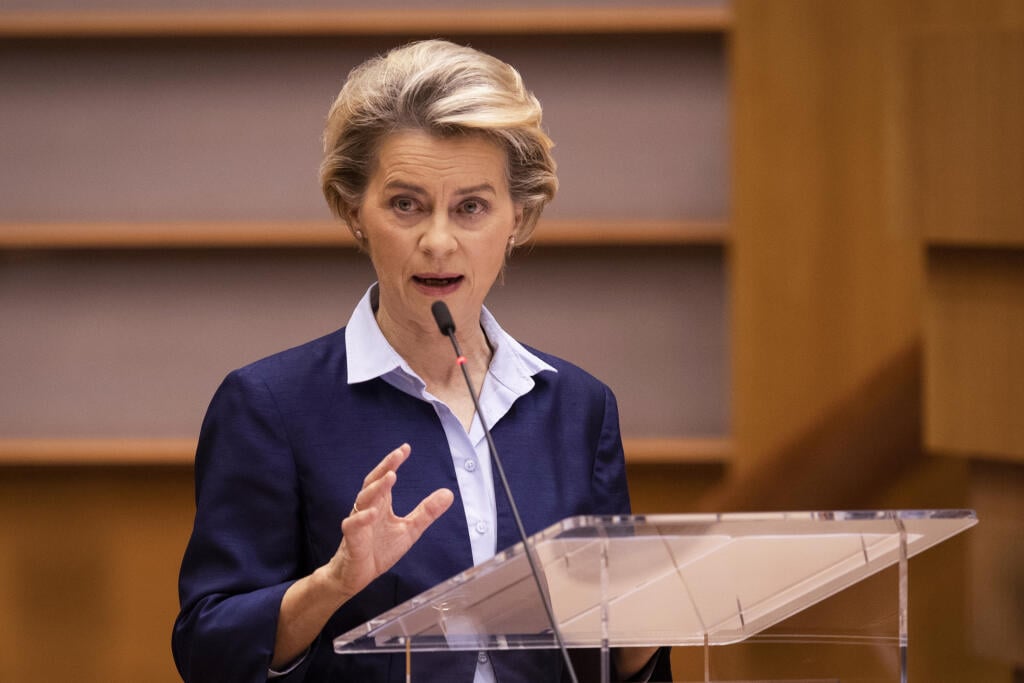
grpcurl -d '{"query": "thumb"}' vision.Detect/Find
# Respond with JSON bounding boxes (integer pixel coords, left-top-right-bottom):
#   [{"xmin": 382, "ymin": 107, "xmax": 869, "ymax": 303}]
[{"xmin": 406, "ymin": 488, "xmax": 455, "ymax": 536}]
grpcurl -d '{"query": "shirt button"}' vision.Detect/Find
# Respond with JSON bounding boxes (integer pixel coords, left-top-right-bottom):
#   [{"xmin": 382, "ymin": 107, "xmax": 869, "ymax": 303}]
[
  {"xmin": 475, "ymin": 520, "xmax": 488, "ymax": 534},
  {"xmin": 464, "ymin": 460, "xmax": 477, "ymax": 472},
  {"xmin": 478, "ymin": 652, "xmax": 489, "ymax": 664}
]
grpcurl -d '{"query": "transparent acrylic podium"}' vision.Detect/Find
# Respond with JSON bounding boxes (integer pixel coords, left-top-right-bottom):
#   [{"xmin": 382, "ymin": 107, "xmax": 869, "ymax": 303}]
[{"xmin": 334, "ymin": 510, "xmax": 976, "ymax": 682}]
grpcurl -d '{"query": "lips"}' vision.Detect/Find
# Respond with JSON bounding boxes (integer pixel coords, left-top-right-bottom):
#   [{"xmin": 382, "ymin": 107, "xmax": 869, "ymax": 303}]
[
  {"xmin": 413, "ymin": 275, "xmax": 463, "ymax": 287},
  {"xmin": 411, "ymin": 274, "xmax": 464, "ymax": 295}
]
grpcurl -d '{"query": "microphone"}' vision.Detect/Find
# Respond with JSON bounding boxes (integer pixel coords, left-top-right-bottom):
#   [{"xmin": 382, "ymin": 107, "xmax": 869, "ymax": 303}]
[{"xmin": 430, "ymin": 301, "xmax": 578, "ymax": 683}]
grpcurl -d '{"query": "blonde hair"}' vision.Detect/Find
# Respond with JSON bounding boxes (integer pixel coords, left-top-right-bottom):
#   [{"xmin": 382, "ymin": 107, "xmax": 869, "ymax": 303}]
[{"xmin": 320, "ymin": 40, "xmax": 558, "ymax": 242}]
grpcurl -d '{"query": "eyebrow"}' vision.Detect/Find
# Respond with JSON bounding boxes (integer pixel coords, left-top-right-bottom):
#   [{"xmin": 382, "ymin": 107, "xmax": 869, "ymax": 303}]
[
  {"xmin": 383, "ymin": 180, "xmax": 497, "ymax": 196},
  {"xmin": 454, "ymin": 183, "xmax": 498, "ymax": 196}
]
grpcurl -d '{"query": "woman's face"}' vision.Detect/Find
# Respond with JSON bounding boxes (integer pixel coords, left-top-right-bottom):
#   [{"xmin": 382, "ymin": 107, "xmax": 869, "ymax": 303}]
[{"xmin": 351, "ymin": 129, "xmax": 522, "ymax": 337}]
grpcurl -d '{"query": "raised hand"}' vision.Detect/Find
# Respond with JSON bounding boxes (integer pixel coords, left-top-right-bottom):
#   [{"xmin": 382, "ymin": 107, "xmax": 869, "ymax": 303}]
[
  {"xmin": 326, "ymin": 443, "xmax": 455, "ymax": 600},
  {"xmin": 272, "ymin": 443, "xmax": 453, "ymax": 669}
]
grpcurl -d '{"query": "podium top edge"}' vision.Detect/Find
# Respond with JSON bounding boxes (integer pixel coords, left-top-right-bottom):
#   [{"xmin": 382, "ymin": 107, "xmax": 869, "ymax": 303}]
[{"xmin": 557, "ymin": 509, "xmax": 977, "ymax": 529}]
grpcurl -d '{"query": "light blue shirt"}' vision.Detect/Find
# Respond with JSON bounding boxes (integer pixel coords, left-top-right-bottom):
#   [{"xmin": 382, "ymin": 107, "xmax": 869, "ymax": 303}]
[{"xmin": 346, "ymin": 284, "xmax": 556, "ymax": 682}]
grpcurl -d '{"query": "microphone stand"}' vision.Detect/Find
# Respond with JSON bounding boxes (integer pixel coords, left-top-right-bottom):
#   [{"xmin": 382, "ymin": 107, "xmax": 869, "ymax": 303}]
[{"xmin": 432, "ymin": 301, "xmax": 579, "ymax": 683}]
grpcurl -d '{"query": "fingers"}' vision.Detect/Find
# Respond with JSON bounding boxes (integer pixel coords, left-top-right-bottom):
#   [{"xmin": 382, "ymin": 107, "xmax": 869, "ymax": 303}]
[
  {"xmin": 349, "ymin": 444, "xmax": 411, "ymax": 521},
  {"xmin": 349, "ymin": 445, "xmax": 453, "ymax": 539},
  {"xmin": 349, "ymin": 469, "xmax": 396, "ymax": 521},
  {"xmin": 361, "ymin": 443, "xmax": 411, "ymax": 488}
]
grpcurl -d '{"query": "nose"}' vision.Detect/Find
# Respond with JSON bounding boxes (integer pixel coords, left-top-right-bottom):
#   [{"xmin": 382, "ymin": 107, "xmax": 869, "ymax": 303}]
[{"xmin": 418, "ymin": 211, "xmax": 458, "ymax": 256}]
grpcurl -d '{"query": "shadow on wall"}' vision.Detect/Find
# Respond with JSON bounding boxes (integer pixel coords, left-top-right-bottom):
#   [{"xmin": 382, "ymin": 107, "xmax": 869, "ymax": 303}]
[{"xmin": 697, "ymin": 340, "xmax": 925, "ymax": 512}]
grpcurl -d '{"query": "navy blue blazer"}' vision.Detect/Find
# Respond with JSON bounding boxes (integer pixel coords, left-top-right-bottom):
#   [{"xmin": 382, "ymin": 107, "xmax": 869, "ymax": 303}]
[{"xmin": 172, "ymin": 327, "xmax": 635, "ymax": 682}]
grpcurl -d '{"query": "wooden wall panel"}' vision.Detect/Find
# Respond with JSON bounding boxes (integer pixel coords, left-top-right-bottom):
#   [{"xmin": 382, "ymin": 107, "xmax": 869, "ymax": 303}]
[
  {"xmin": 969, "ymin": 461, "xmax": 1024, "ymax": 668},
  {"xmin": 0, "ymin": 250, "xmax": 374, "ymax": 437},
  {"xmin": 0, "ymin": 0, "xmax": 727, "ymax": 12},
  {"xmin": 874, "ymin": 456, "xmax": 1011, "ymax": 683},
  {"xmin": 730, "ymin": 0, "xmax": 923, "ymax": 477},
  {"xmin": 925, "ymin": 249, "xmax": 1024, "ymax": 461},
  {"xmin": 0, "ymin": 462, "xmax": 722, "ymax": 682},
  {"xmin": 0, "ymin": 35, "xmax": 727, "ymax": 225},
  {"xmin": 905, "ymin": 9, "xmax": 1024, "ymax": 669},
  {"xmin": 0, "ymin": 466, "xmax": 193, "ymax": 682},
  {"xmin": 0, "ymin": 247, "xmax": 728, "ymax": 441},
  {"xmin": 911, "ymin": 12, "xmax": 1024, "ymax": 461},
  {"xmin": 909, "ymin": 32, "xmax": 1024, "ymax": 247},
  {"xmin": 728, "ymin": 0, "xmax": 1019, "ymax": 678}
]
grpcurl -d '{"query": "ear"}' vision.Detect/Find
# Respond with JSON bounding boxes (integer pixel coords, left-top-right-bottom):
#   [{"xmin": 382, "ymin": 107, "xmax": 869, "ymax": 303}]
[
  {"xmin": 346, "ymin": 207, "xmax": 363, "ymax": 238},
  {"xmin": 512, "ymin": 204, "xmax": 525, "ymax": 240}
]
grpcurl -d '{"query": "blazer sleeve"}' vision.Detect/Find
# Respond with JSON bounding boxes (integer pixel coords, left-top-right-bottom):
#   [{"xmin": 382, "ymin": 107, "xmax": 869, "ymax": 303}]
[
  {"xmin": 172, "ymin": 368, "xmax": 310, "ymax": 683},
  {"xmin": 592, "ymin": 384, "xmax": 632, "ymax": 516}
]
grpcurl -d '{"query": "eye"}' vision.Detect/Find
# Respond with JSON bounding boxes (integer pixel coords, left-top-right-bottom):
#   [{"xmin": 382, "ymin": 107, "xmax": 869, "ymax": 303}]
[
  {"xmin": 459, "ymin": 199, "xmax": 487, "ymax": 215},
  {"xmin": 391, "ymin": 196, "xmax": 418, "ymax": 213}
]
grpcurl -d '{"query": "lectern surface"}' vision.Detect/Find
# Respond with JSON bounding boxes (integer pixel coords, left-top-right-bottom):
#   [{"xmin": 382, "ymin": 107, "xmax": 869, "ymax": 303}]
[{"xmin": 333, "ymin": 510, "xmax": 976, "ymax": 655}]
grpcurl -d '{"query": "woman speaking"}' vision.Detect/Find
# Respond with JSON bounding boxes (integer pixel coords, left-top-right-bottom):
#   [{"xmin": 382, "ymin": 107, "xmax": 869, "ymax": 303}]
[{"xmin": 173, "ymin": 39, "xmax": 666, "ymax": 682}]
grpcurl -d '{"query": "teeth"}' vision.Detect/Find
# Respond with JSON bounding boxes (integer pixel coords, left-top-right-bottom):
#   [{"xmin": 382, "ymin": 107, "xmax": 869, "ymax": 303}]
[{"xmin": 418, "ymin": 277, "xmax": 457, "ymax": 286}]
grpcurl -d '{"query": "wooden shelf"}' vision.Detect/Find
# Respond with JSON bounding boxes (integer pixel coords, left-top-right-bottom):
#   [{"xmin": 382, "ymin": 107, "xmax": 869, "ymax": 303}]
[
  {"xmin": 534, "ymin": 219, "xmax": 729, "ymax": 247},
  {"xmin": 623, "ymin": 436, "xmax": 732, "ymax": 465},
  {"xmin": 925, "ymin": 237, "xmax": 1024, "ymax": 251},
  {"xmin": 0, "ymin": 436, "xmax": 731, "ymax": 466},
  {"xmin": 0, "ymin": 219, "xmax": 729, "ymax": 250},
  {"xmin": 0, "ymin": 7, "xmax": 732, "ymax": 39},
  {"xmin": 0, "ymin": 438, "xmax": 198, "ymax": 466}
]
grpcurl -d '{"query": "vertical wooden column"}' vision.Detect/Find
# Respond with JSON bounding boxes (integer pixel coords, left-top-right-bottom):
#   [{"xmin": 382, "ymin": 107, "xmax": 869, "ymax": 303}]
[
  {"xmin": 730, "ymin": 0, "xmax": 923, "ymax": 485},
  {"xmin": 909, "ymin": 2, "xmax": 1024, "ymax": 672},
  {"xmin": 726, "ymin": 0, "xmax": 1019, "ymax": 679}
]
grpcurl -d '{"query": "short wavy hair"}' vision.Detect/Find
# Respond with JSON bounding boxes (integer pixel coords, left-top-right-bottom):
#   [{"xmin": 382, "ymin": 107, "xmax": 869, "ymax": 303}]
[{"xmin": 320, "ymin": 40, "xmax": 558, "ymax": 243}]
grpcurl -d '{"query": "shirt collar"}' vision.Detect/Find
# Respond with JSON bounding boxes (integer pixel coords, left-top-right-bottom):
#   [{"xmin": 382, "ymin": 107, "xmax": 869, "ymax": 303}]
[{"xmin": 345, "ymin": 284, "xmax": 555, "ymax": 389}]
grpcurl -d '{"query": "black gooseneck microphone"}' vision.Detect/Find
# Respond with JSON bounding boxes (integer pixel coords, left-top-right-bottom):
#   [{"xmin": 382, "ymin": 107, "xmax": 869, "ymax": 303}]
[{"xmin": 430, "ymin": 300, "xmax": 578, "ymax": 683}]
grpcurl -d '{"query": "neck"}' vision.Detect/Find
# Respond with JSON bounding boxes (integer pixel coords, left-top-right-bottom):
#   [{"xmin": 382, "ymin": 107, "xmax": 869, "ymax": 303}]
[{"xmin": 375, "ymin": 304, "xmax": 492, "ymax": 389}]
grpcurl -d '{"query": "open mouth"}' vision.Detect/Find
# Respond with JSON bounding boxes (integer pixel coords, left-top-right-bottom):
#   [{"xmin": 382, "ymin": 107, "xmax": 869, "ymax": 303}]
[{"xmin": 413, "ymin": 275, "xmax": 464, "ymax": 288}]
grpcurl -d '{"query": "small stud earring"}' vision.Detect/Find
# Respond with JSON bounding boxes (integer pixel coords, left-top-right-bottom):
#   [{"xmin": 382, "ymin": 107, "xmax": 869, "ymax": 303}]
[{"xmin": 354, "ymin": 230, "xmax": 364, "ymax": 241}]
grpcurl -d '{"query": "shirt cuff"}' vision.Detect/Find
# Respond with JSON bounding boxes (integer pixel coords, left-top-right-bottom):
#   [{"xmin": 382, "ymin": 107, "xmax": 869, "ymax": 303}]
[{"xmin": 267, "ymin": 648, "xmax": 308, "ymax": 679}]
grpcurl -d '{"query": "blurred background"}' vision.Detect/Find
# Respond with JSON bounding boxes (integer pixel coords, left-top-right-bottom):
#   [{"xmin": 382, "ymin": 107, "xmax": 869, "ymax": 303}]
[{"xmin": 1, "ymin": 0, "xmax": 1020, "ymax": 680}]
